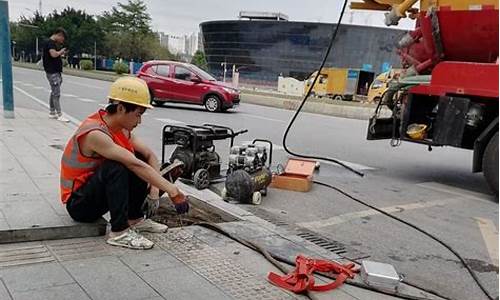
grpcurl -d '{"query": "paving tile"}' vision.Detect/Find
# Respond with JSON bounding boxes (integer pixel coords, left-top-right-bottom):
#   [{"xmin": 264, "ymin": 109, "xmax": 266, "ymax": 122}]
[
  {"xmin": 0, "ymin": 262, "xmax": 74, "ymax": 292},
  {"xmin": 119, "ymin": 248, "xmax": 184, "ymax": 273},
  {"xmin": 0, "ymin": 181, "xmax": 39, "ymax": 195},
  {"xmin": 139, "ymin": 265, "xmax": 231, "ymax": 300},
  {"xmin": 0, "ymin": 216, "xmax": 9, "ymax": 231},
  {"xmin": 0, "ymin": 278, "xmax": 13, "ymax": 300},
  {"xmin": 18, "ymin": 155, "xmax": 59, "ymax": 178},
  {"xmin": 11, "ymin": 283, "xmax": 91, "ymax": 300},
  {"xmin": 0, "ymin": 199, "xmax": 63, "ymax": 229},
  {"xmin": 63, "ymin": 256, "xmax": 159, "ymax": 300},
  {"xmin": 32, "ymin": 177, "xmax": 60, "ymax": 194}
]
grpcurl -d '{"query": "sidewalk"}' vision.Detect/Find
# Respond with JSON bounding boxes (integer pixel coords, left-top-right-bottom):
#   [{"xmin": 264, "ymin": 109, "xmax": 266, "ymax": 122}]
[
  {"xmin": 0, "ymin": 106, "xmax": 440, "ymax": 300},
  {"xmin": 0, "ymin": 107, "xmax": 105, "ymax": 243}
]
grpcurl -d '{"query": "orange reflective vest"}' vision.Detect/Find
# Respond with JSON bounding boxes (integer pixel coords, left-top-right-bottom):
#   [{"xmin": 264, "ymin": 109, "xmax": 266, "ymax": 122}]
[{"xmin": 60, "ymin": 110, "xmax": 134, "ymax": 203}]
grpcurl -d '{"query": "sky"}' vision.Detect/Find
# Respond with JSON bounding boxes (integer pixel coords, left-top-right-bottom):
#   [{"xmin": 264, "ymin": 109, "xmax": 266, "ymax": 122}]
[{"xmin": 8, "ymin": 0, "xmax": 415, "ymax": 36}]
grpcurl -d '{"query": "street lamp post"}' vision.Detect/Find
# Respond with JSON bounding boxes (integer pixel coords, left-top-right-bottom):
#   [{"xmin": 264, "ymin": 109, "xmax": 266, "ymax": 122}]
[
  {"xmin": 94, "ymin": 40, "xmax": 97, "ymax": 70},
  {"xmin": 1, "ymin": 0, "xmax": 14, "ymax": 118},
  {"xmin": 221, "ymin": 62, "xmax": 227, "ymax": 82}
]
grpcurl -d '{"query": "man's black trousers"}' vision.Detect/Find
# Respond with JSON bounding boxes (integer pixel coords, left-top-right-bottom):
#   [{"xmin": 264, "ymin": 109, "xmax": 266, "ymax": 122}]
[{"xmin": 66, "ymin": 159, "xmax": 148, "ymax": 232}]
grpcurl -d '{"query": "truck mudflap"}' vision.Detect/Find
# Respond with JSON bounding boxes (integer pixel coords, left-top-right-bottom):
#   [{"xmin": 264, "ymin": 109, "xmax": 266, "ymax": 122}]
[
  {"xmin": 473, "ymin": 118, "xmax": 499, "ymax": 173},
  {"xmin": 366, "ymin": 116, "xmax": 400, "ymax": 140}
]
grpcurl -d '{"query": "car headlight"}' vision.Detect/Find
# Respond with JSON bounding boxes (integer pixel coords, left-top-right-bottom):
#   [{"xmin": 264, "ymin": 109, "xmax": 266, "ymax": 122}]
[{"xmin": 222, "ymin": 87, "xmax": 238, "ymax": 94}]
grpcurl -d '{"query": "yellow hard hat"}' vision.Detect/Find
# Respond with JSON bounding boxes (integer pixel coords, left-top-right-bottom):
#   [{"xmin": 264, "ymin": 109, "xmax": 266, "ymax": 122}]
[
  {"xmin": 108, "ymin": 76, "xmax": 153, "ymax": 109},
  {"xmin": 406, "ymin": 123, "xmax": 427, "ymax": 140}
]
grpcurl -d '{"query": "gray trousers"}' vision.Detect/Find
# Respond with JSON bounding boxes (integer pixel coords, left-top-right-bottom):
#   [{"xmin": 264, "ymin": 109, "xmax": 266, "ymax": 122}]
[{"xmin": 46, "ymin": 72, "xmax": 63, "ymax": 114}]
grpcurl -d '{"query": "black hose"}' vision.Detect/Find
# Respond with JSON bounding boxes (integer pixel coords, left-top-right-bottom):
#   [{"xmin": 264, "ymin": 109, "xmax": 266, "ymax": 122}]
[
  {"xmin": 195, "ymin": 221, "xmax": 439, "ymax": 300},
  {"xmin": 313, "ymin": 180, "xmax": 495, "ymax": 300},
  {"xmin": 280, "ymin": 0, "xmax": 364, "ymax": 178}
]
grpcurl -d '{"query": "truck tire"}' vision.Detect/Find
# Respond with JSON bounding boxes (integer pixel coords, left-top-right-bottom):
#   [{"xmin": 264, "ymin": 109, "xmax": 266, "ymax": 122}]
[{"xmin": 483, "ymin": 132, "xmax": 498, "ymax": 196}]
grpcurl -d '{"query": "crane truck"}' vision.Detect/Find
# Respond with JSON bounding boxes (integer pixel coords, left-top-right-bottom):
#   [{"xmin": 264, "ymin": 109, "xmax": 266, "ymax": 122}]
[{"xmin": 351, "ymin": 0, "xmax": 499, "ymax": 195}]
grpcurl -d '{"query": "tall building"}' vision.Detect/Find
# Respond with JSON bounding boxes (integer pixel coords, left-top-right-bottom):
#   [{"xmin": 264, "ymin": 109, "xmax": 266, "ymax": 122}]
[
  {"xmin": 166, "ymin": 34, "xmax": 185, "ymax": 54},
  {"xmin": 184, "ymin": 33, "xmax": 199, "ymax": 56},
  {"xmin": 200, "ymin": 12, "xmax": 406, "ymax": 84},
  {"xmin": 157, "ymin": 32, "xmax": 169, "ymax": 48}
]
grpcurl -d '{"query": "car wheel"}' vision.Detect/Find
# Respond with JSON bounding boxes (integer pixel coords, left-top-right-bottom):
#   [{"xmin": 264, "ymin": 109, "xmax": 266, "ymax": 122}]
[
  {"xmin": 204, "ymin": 95, "xmax": 221, "ymax": 112},
  {"xmin": 333, "ymin": 95, "xmax": 343, "ymax": 101},
  {"xmin": 149, "ymin": 90, "xmax": 162, "ymax": 106}
]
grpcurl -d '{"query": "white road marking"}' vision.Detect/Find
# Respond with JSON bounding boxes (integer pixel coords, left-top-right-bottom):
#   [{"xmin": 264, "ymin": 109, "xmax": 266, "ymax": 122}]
[
  {"xmin": 13, "ymin": 85, "xmax": 81, "ymax": 125},
  {"xmin": 62, "ymin": 93, "xmax": 78, "ymax": 97},
  {"xmin": 77, "ymin": 98, "xmax": 97, "ymax": 103},
  {"xmin": 65, "ymin": 80, "xmax": 106, "ymax": 90},
  {"xmin": 32, "ymin": 86, "xmax": 45, "ymax": 90},
  {"xmin": 475, "ymin": 217, "xmax": 499, "ymax": 267},
  {"xmin": 322, "ymin": 159, "xmax": 375, "ymax": 171},
  {"xmin": 155, "ymin": 118, "xmax": 186, "ymax": 125},
  {"xmin": 240, "ymin": 113, "xmax": 286, "ymax": 123},
  {"xmin": 298, "ymin": 198, "xmax": 457, "ymax": 229},
  {"xmin": 417, "ymin": 182, "xmax": 493, "ymax": 203},
  {"xmin": 21, "ymin": 82, "xmax": 34, "ymax": 87}
]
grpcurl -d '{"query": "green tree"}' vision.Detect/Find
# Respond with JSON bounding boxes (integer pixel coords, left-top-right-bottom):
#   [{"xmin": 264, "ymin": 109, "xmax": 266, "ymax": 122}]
[
  {"xmin": 191, "ymin": 50, "xmax": 208, "ymax": 70},
  {"xmin": 99, "ymin": 0, "xmax": 160, "ymax": 61},
  {"xmin": 11, "ymin": 8, "xmax": 104, "ymax": 61}
]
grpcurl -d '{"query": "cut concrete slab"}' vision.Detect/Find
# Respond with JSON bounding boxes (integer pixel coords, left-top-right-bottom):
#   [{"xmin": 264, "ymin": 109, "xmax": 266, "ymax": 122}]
[{"xmin": 0, "ymin": 107, "xmax": 106, "ymax": 244}]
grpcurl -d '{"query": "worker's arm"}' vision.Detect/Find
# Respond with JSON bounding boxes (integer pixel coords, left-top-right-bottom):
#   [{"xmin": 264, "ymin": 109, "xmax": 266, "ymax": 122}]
[
  {"xmin": 49, "ymin": 47, "xmax": 66, "ymax": 58},
  {"xmin": 130, "ymin": 133, "xmax": 161, "ymax": 198},
  {"xmin": 85, "ymin": 130, "xmax": 182, "ymax": 202}
]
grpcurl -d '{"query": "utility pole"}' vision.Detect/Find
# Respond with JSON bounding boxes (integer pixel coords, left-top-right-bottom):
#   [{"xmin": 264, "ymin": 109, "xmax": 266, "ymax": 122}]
[
  {"xmin": 94, "ymin": 41, "xmax": 97, "ymax": 70},
  {"xmin": 0, "ymin": 1, "xmax": 14, "ymax": 118},
  {"xmin": 38, "ymin": 0, "xmax": 42, "ymax": 15}
]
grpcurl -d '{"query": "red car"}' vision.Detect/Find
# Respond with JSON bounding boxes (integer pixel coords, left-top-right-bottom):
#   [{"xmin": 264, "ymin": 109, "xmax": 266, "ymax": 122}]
[{"xmin": 137, "ymin": 60, "xmax": 240, "ymax": 112}]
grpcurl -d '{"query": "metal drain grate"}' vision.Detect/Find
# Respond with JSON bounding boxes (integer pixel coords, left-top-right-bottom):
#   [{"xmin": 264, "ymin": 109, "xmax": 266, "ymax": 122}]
[
  {"xmin": 0, "ymin": 245, "xmax": 55, "ymax": 268},
  {"xmin": 245, "ymin": 207, "xmax": 290, "ymax": 227},
  {"xmin": 246, "ymin": 208, "xmax": 369, "ymax": 260},
  {"xmin": 296, "ymin": 231, "xmax": 348, "ymax": 254}
]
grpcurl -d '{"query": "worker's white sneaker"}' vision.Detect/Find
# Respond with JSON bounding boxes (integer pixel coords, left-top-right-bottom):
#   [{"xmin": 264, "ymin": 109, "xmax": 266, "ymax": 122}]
[
  {"xmin": 56, "ymin": 115, "xmax": 70, "ymax": 123},
  {"xmin": 106, "ymin": 229, "xmax": 154, "ymax": 250},
  {"xmin": 132, "ymin": 219, "xmax": 168, "ymax": 233},
  {"xmin": 48, "ymin": 112, "xmax": 58, "ymax": 119}
]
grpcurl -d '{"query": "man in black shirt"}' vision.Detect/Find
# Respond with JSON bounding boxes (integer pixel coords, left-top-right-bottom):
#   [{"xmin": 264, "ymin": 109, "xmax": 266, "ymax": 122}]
[{"xmin": 43, "ymin": 28, "xmax": 69, "ymax": 122}]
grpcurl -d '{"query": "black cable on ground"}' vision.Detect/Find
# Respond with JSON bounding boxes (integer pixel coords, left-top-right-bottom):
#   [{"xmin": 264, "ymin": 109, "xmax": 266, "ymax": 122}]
[
  {"xmin": 280, "ymin": 0, "xmax": 364, "ymax": 178},
  {"xmin": 195, "ymin": 221, "xmax": 438, "ymax": 300},
  {"xmin": 313, "ymin": 180, "xmax": 495, "ymax": 300}
]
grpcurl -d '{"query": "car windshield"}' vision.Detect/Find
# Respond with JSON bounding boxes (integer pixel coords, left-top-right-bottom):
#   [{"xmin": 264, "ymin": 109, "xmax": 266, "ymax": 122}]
[{"xmin": 190, "ymin": 65, "xmax": 216, "ymax": 81}]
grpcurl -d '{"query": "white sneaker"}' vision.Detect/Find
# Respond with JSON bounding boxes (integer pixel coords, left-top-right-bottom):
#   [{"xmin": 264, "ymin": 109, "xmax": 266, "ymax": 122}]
[
  {"xmin": 132, "ymin": 219, "xmax": 168, "ymax": 233},
  {"xmin": 106, "ymin": 229, "xmax": 154, "ymax": 250},
  {"xmin": 48, "ymin": 113, "xmax": 58, "ymax": 119},
  {"xmin": 56, "ymin": 115, "xmax": 70, "ymax": 122}
]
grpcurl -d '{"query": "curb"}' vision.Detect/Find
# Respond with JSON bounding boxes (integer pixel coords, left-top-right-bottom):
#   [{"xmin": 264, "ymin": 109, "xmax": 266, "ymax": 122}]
[
  {"xmin": 0, "ymin": 219, "xmax": 107, "ymax": 244},
  {"xmin": 240, "ymin": 93, "xmax": 389, "ymax": 120}
]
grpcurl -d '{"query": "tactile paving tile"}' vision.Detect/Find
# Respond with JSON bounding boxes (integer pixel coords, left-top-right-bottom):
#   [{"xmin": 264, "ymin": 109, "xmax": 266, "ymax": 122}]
[
  {"xmin": 0, "ymin": 244, "xmax": 55, "ymax": 268},
  {"xmin": 146, "ymin": 230, "xmax": 299, "ymax": 300},
  {"xmin": 219, "ymin": 277, "xmax": 295, "ymax": 300},
  {"xmin": 46, "ymin": 239, "xmax": 112, "ymax": 261}
]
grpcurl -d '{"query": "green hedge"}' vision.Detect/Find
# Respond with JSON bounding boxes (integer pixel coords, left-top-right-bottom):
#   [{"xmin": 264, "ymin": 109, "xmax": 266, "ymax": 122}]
[
  {"xmin": 113, "ymin": 62, "xmax": 129, "ymax": 74},
  {"xmin": 80, "ymin": 60, "xmax": 93, "ymax": 70}
]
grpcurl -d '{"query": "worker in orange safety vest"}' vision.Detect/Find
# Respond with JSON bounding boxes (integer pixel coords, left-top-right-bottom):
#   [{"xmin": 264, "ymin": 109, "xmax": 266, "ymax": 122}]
[{"xmin": 60, "ymin": 76, "xmax": 188, "ymax": 250}]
